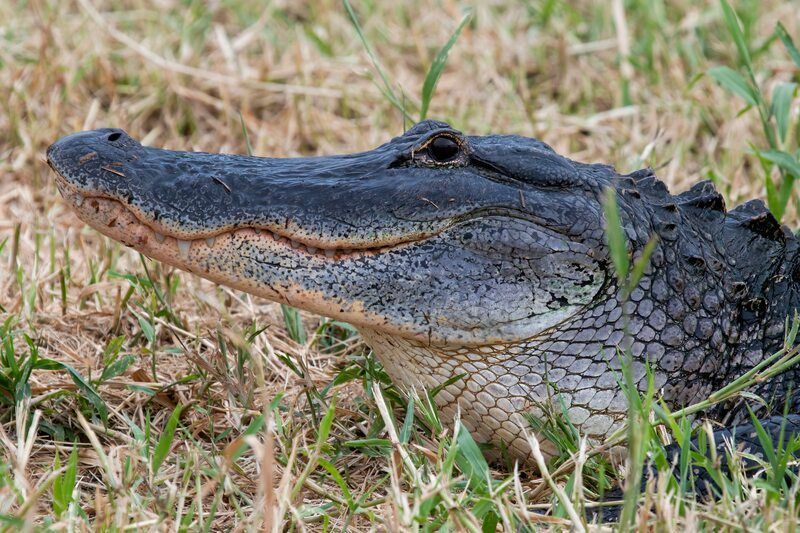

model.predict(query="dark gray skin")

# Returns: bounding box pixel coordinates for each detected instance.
[47,119,800,473]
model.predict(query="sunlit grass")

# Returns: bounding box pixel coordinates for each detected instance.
[1,0,800,530]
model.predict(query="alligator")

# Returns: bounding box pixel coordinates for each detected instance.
[47,120,800,476]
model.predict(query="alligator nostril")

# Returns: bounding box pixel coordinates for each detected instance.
[107,132,122,142]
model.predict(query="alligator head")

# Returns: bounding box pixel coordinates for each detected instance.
[47,120,800,460]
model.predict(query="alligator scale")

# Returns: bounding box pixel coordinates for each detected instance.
[48,120,800,462]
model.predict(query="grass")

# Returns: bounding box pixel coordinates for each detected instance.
[2,0,800,530]
[707,0,800,221]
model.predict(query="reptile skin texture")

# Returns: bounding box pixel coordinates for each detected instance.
[46,120,800,468]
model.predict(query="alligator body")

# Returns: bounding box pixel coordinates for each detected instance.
[47,120,800,462]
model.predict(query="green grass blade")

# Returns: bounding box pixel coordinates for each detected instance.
[707,66,758,106]
[678,415,692,498]
[38,358,109,424]
[281,304,308,344]
[747,412,777,468]
[454,422,490,491]
[152,405,183,474]
[785,312,800,349]
[98,354,135,384]
[342,0,413,121]
[481,511,500,533]
[757,148,799,220]
[317,396,336,440]
[776,22,800,69]
[317,458,354,505]
[719,0,753,71]
[628,236,659,293]
[764,163,782,220]
[759,149,800,177]
[602,187,629,283]
[771,82,797,145]
[343,438,391,448]
[399,395,414,443]
[430,372,466,398]
[419,10,472,120]
[52,446,79,518]
[131,310,156,344]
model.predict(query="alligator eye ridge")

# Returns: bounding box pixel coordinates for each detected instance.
[427,136,460,162]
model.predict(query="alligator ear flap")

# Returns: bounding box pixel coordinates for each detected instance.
[728,199,785,242]
[675,180,726,212]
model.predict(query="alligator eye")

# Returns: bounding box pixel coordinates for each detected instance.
[427,136,460,162]
[107,132,122,142]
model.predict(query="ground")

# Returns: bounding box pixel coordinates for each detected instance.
[2,0,800,530]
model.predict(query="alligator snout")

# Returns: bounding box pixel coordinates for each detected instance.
[47,128,144,198]
[47,128,139,169]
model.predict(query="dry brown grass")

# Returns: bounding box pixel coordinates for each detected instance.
[2,0,800,530]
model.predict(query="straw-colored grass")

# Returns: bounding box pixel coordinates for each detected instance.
[2,0,800,530]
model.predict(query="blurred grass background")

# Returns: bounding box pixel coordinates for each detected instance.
[1,0,800,530]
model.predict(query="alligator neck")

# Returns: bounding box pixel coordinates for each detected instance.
[359,197,800,459]
[719,205,800,416]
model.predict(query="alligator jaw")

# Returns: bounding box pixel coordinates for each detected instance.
[49,169,445,330]
[51,172,414,265]
[51,173,420,314]
[47,124,606,347]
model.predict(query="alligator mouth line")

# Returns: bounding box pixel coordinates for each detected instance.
[72,195,415,262]
[52,173,423,262]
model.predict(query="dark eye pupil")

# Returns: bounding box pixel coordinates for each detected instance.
[428,137,460,161]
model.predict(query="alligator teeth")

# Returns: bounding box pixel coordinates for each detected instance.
[253,228,261,234]
[73,194,84,207]
[177,239,191,259]
[272,232,281,240]
[205,237,216,247]
[306,246,317,254]
[324,249,336,259]
[290,239,301,249]
[154,232,165,243]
